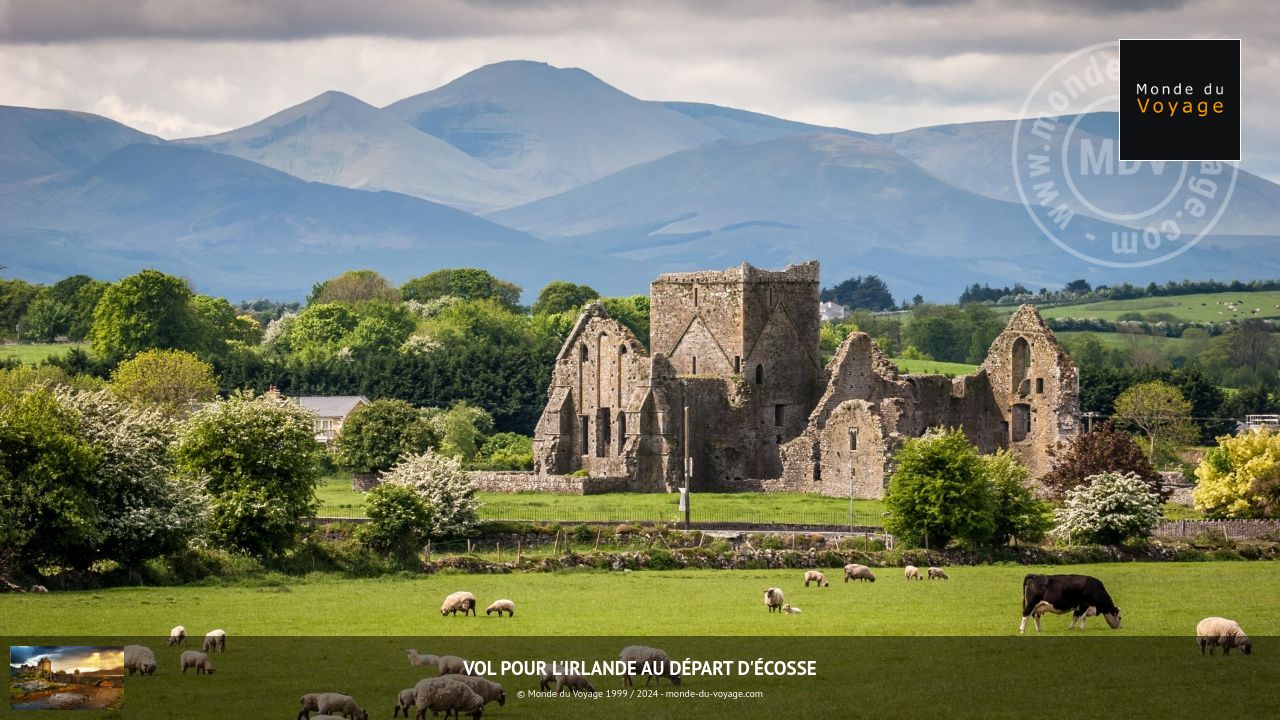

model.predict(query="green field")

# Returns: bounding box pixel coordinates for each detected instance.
[1009,291,1280,323]
[0,342,84,364]
[3,564,1273,719]
[889,357,980,376]
[1057,330,1193,354]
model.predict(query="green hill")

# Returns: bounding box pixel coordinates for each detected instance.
[1000,291,1280,323]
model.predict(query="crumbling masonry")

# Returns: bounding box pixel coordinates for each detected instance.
[532,262,1079,497]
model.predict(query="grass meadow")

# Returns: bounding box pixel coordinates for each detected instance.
[0,342,84,364]
[1019,291,1280,323]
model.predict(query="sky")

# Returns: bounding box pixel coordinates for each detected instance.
[10,646,124,673]
[0,0,1276,178]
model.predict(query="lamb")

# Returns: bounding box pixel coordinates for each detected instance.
[393,688,417,718]
[30,584,48,593]
[485,599,515,617]
[202,629,226,653]
[928,567,950,580]
[782,604,802,614]
[447,675,506,707]
[803,571,828,587]
[437,655,478,676]
[168,625,187,646]
[764,587,785,613]
[555,674,597,696]
[441,591,478,617]
[619,645,682,687]
[412,677,486,720]
[298,692,370,720]
[904,565,923,581]
[843,564,876,583]
[1196,617,1253,656]
[179,650,215,675]
[539,662,567,691]
[123,644,157,676]
[406,649,440,668]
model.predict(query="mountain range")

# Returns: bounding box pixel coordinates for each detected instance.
[2,59,1277,301]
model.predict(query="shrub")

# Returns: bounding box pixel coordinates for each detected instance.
[334,399,437,473]
[379,451,481,539]
[360,484,433,559]
[1042,422,1164,498]
[1193,429,1280,518]
[109,349,217,417]
[1053,471,1162,545]
[885,429,994,547]
[473,432,534,470]
[983,450,1051,544]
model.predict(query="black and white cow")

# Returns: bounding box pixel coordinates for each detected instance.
[1020,574,1122,633]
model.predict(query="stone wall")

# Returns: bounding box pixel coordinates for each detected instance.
[1154,519,1280,540]
[466,471,629,495]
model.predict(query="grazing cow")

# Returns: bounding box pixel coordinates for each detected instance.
[1020,574,1121,633]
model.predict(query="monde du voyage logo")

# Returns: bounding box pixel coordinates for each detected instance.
[1013,40,1240,269]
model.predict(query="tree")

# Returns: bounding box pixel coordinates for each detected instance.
[360,483,433,559]
[400,268,522,311]
[90,269,197,359]
[0,278,38,341]
[532,281,600,315]
[429,402,495,463]
[110,349,218,417]
[309,270,400,305]
[21,293,72,341]
[884,429,995,547]
[1053,472,1161,545]
[1041,422,1164,498]
[983,450,1051,544]
[820,275,895,311]
[174,391,321,557]
[285,303,358,354]
[1113,381,1198,457]
[600,295,650,348]
[1193,430,1280,518]
[378,451,481,538]
[1064,279,1092,293]
[334,399,438,473]
[474,432,534,470]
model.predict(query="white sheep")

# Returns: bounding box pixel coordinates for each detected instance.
[406,649,440,668]
[619,645,681,687]
[485,599,515,617]
[441,591,478,617]
[928,567,949,580]
[412,677,486,720]
[297,692,369,720]
[393,688,416,718]
[123,644,157,676]
[764,587,785,613]
[555,674,597,696]
[437,655,477,676]
[179,650,215,675]
[904,565,923,581]
[1196,617,1253,656]
[782,604,802,614]
[539,662,567,691]
[168,625,187,646]
[202,629,226,653]
[843,564,876,583]
[30,584,48,593]
[447,675,506,707]
[803,571,828,587]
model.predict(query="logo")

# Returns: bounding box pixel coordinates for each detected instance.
[1012,41,1237,268]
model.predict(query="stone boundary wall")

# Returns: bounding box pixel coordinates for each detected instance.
[465,471,629,495]
[1155,519,1280,539]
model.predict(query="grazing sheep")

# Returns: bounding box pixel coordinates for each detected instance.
[202,629,226,653]
[539,662,567,691]
[168,625,187,646]
[555,674,597,696]
[30,584,48,593]
[413,677,486,720]
[436,655,478,676]
[393,688,417,718]
[803,571,828,587]
[782,604,802,614]
[619,645,682,687]
[764,587,785,613]
[928,567,949,580]
[1196,617,1253,656]
[179,651,215,675]
[843,564,876,583]
[485,599,515,617]
[441,591,478,617]
[123,645,157,676]
[406,649,440,668]
[298,692,369,720]
[904,565,923,581]
[448,675,506,707]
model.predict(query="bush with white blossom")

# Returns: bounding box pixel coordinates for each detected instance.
[378,451,481,539]
[1053,471,1162,545]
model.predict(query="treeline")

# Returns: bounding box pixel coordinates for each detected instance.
[960,277,1280,306]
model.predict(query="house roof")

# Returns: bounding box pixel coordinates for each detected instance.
[295,396,369,418]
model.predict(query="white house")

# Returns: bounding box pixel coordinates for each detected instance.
[294,396,369,443]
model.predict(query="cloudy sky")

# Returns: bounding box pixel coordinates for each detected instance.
[10,646,123,673]
[1,0,1276,177]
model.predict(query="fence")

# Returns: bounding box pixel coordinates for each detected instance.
[312,504,886,530]
[1154,519,1280,540]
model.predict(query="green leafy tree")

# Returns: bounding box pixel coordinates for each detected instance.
[429,402,494,463]
[360,483,433,559]
[1041,422,1164,498]
[884,429,995,547]
[401,268,522,311]
[0,278,38,341]
[21,293,72,342]
[174,391,321,557]
[983,450,1051,544]
[286,303,358,354]
[1193,429,1280,518]
[820,275,895,311]
[341,303,416,357]
[378,451,481,538]
[335,399,438,473]
[109,349,218,417]
[474,432,534,470]
[1114,381,1198,458]
[532,281,600,315]
[309,269,400,305]
[90,269,197,359]
[1053,472,1162,544]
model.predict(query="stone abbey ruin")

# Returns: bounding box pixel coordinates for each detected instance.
[531,262,1079,498]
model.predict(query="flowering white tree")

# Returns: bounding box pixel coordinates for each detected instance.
[380,451,481,538]
[1053,471,1162,545]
